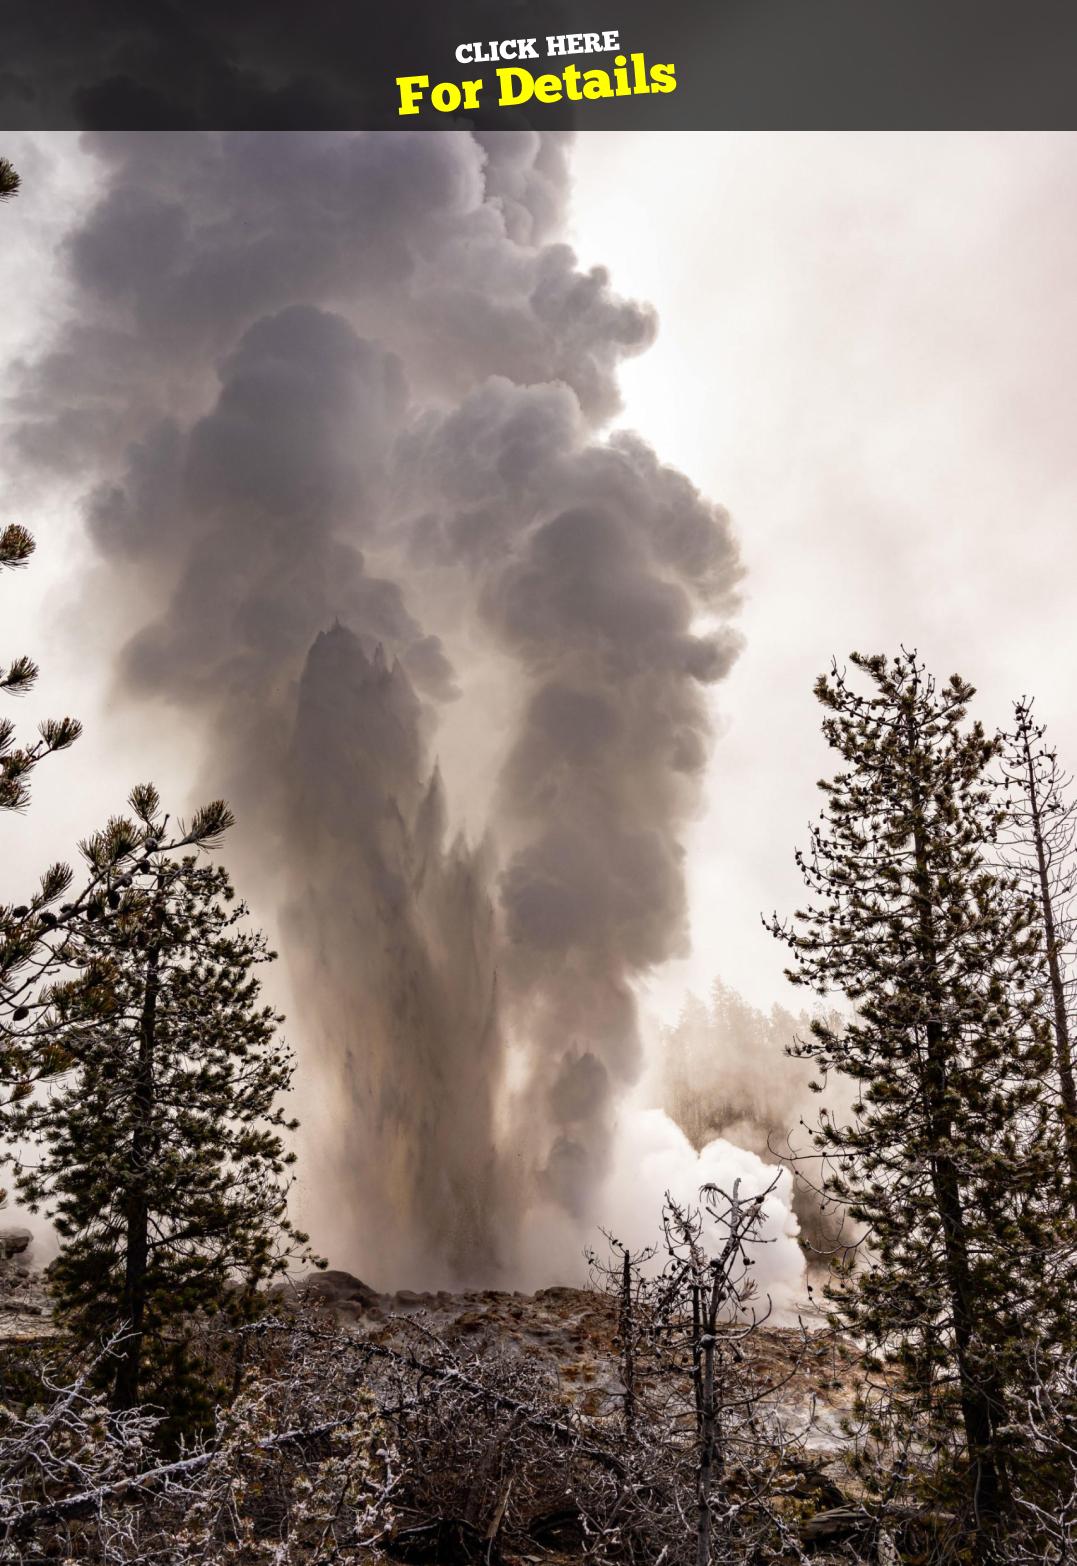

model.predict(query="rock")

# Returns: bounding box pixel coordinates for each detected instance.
[391,1289,429,1309]
[301,1269,381,1311]
[534,1285,589,1307]
[451,1310,485,1335]
[0,1228,32,1259]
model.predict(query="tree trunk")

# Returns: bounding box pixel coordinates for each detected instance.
[620,1248,636,1432]
[1019,726,1077,1211]
[112,938,160,1411]
[910,813,1006,1552]
[695,1325,715,1566]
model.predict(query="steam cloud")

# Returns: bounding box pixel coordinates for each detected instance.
[661,984,856,1269]
[13,132,746,1286]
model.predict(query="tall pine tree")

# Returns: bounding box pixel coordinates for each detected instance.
[6,786,316,1440]
[768,651,1072,1558]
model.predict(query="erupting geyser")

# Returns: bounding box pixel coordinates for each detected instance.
[285,624,508,1284]
[11,130,748,1285]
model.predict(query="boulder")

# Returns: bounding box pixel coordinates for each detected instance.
[301,1270,381,1311]
[391,1289,429,1309]
[0,1228,32,1259]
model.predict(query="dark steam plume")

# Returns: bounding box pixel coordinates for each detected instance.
[10,132,741,1282]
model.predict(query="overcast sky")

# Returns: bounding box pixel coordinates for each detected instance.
[3,132,1076,1025]
[570,132,1077,1015]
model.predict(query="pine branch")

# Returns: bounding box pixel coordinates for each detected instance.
[0,523,32,564]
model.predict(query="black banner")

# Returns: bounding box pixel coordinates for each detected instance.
[1,0,1074,130]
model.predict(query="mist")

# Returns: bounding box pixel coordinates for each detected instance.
[3,131,750,1289]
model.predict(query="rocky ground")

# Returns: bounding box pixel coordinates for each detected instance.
[0,1228,57,1346]
[0,1236,860,1455]
[302,1267,861,1454]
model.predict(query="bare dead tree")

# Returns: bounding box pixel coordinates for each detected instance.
[999,698,1077,1208]
[586,1178,820,1566]
[998,1345,1077,1565]
[0,1264,841,1566]
[586,1231,658,1436]
[364,1314,584,1560]
[0,1310,397,1563]
[660,1180,778,1566]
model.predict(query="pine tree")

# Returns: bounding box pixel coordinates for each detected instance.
[768,650,1072,1557]
[1,521,84,1108]
[1,526,81,812]
[1,151,82,1117]
[0,164,79,811]
[5,786,316,1442]
[998,699,1077,1211]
